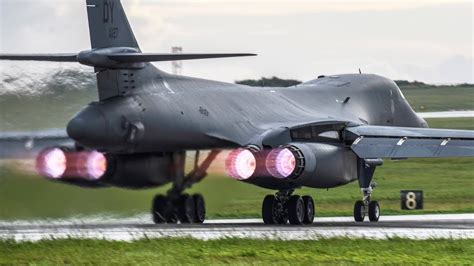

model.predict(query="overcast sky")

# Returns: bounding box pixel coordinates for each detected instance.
[0,0,472,84]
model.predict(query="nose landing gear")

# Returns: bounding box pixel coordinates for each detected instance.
[353,184,380,222]
[353,158,381,222]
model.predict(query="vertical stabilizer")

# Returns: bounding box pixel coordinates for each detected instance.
[86,0,139,49]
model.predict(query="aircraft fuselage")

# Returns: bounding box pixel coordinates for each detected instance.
[67,65,426,154]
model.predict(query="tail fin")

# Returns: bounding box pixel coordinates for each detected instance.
[86,0,139,49]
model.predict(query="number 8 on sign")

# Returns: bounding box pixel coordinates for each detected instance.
[400,190,423,210]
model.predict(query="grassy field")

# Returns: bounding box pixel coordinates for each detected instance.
[400,84,474,112]
[1,238,473,264]
[427,117,474,130]
[0,118,472,220]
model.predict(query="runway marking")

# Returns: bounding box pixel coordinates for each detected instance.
[0,214,472,242]
[417,110,474,118]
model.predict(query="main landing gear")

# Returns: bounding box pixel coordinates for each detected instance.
[152,150,221,224]
[353,158,381,222]
[262,189,315,225]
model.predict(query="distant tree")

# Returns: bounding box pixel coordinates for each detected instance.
[236,77,302,87]
[395,80,428,87]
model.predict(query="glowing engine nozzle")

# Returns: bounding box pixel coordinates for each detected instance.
[36,148,67,179]
[225,148,256,180]
[36,149,107,180]
[64,151,108,180]
[266,148,297,178]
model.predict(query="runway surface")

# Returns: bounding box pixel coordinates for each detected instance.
[417,110,474,118]
[0,214,472,242]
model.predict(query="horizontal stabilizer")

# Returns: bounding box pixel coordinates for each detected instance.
[0,52,257,69]
[107,53,257,63]
[346,125,474,158]
[0,129,71,159]
[0,54,78,62]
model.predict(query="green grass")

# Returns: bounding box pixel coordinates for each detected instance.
[426,117,474,130]
[0,117,472,220]
[1,238,473,264]
[400,85,474,112]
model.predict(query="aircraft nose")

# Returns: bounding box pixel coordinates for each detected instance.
[67,106,108,147]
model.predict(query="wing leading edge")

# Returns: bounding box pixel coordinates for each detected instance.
[345,125,474,159]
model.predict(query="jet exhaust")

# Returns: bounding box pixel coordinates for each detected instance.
[265,147,297,179]
[36,148,67,179]
[225,148,256,180]
[36,148,107,181]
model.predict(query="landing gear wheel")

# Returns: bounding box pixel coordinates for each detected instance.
[302,195,315,224]
[368,201,380,222]
[177,194,196,223]
[152,195,177,224]
[288,195,304,225]
[193,194,206,223]
[262,195,276,224]
[353,200,365,222]
[262,195,288,225]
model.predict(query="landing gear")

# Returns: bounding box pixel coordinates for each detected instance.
[152,195,176,223]
[262,190,315,225]
[353,158,382,222]
[353,200,365,222]
[288,195,305,225]
[302,195,315,224]
[151,150,220,224]
[152,193,204,224]
[368,201,380,222]
[352,198,380,222]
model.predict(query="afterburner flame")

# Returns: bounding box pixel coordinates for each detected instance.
[266,148,296,178]
[65,151,107,180]
[36,148,67,179]
[225,149,256,180]
[36,149,107,180]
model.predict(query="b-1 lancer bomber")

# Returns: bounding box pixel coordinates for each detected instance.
[1,0,473,225]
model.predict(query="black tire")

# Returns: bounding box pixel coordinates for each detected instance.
[152,195,176,224]
[262,195,276,224]
[368,201,380,222]
[193,194,206,224]
[302,195,315,224]
[177,194,195,223]
[274,198,288,225]
[353,200,365,222]
[288,195,304,225]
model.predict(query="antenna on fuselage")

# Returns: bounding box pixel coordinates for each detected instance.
[359,68,362,74]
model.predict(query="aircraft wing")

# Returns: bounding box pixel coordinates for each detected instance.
[345,125,474,159]
[0,129,72,159]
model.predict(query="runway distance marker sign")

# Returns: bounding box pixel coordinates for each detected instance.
[400,190,423,210]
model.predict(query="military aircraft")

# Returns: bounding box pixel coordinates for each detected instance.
[1,0,473,225]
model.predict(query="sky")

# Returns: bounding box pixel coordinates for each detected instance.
[0,0,473,84]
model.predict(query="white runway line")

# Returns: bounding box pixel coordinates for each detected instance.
[206,213,474,224]
[417,110,474,118]
[0,213,472,242]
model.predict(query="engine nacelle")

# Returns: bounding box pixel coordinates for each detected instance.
[102,153,174,189]
[244,143,358,189]
[36,147,175,189]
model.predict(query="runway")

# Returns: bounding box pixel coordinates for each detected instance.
[0,214,472,242]
[417,110,474,118]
